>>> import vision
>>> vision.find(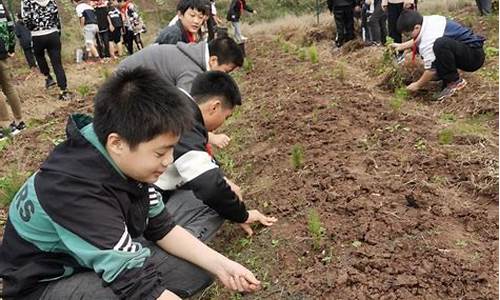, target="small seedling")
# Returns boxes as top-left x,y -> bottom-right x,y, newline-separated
352,240 -> 362,248
100,67 -> 111,80
455,239 -> 468,248
297,48 -> 307,61
333,62 -> 346,82
290,144 -> 304,170
438,128 -> 454,145
485,46 -> 499,58
307,209 -> 325,250
281,41 -> 291,53
308,45 -> 319,64
389,87 -> 408,111
271,239 -> 280,247
77,84 -> 91,97
243,58 -> 253,73
440,113 -> 456,123
414,138 -> 426,151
